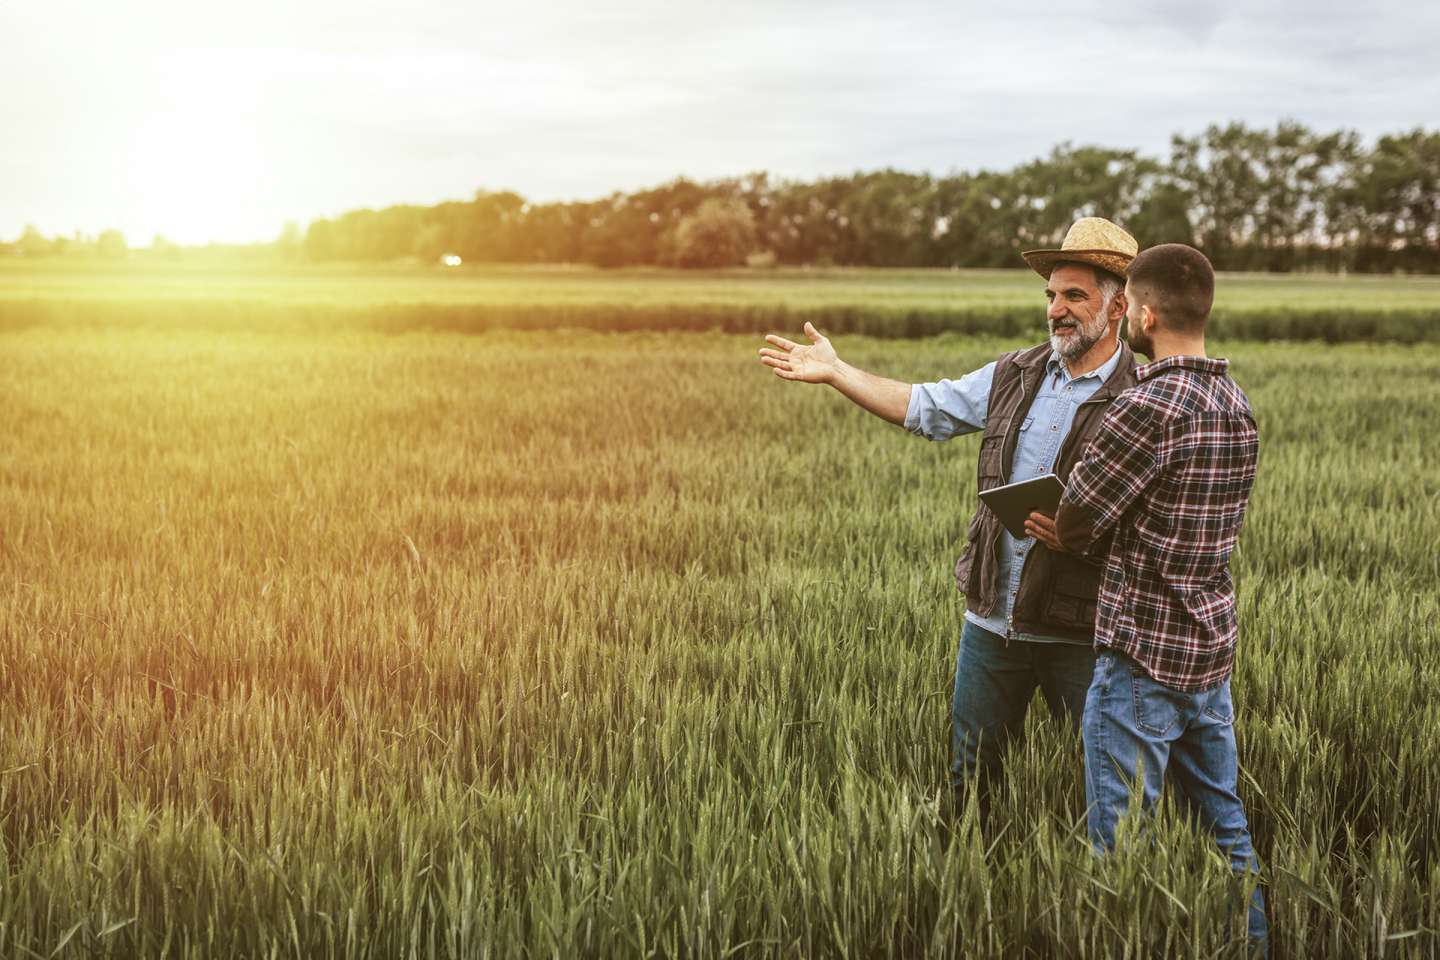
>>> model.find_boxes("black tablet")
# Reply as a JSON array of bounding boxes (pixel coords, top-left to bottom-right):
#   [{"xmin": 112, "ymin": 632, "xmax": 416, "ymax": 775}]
[{"xmin": 977, "ymin": 473, "xmax": 1066, "ymax": 539}]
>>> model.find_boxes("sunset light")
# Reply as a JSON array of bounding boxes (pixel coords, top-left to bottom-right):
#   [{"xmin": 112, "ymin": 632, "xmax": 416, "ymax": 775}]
[
  {"xmin": 120, "ymin": 67, "xmax": 267, "ymax": 244},
  {"xmin": 2, "ymin": 1, "xmax": 1437, "ymax": 956}
]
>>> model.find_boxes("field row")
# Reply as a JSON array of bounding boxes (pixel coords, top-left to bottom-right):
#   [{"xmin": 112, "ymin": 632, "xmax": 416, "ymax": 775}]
[
  {"xmin": 3, "ymin": 262, "xmax": 1440, "ymax": 343},
  {"xmin": 1, "ymin": 326, "xmax": 1436, "ymax": 957}
]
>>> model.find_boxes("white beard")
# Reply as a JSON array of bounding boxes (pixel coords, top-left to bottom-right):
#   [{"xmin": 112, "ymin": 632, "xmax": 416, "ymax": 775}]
[{"xmin": 1050, "ymin": 297, "xmax": 1112, "ymax": 362}]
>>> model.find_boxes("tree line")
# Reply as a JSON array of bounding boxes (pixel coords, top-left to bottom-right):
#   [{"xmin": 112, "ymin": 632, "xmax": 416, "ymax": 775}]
[{"xmin": 7, "ymin": 122, "xmax": 1438, "ymax": 272}]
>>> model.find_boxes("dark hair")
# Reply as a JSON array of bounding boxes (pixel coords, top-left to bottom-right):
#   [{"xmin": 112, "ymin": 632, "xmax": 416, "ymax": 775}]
[{"xmin": 1126, "ymin": 244, "xmax": 1214, "ymax": 332}]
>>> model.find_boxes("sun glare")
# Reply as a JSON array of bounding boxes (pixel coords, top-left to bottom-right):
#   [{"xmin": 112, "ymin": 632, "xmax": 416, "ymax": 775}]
[{"xmin": 121, "ymin": 66, "xmax": 267, "ymax": 244}]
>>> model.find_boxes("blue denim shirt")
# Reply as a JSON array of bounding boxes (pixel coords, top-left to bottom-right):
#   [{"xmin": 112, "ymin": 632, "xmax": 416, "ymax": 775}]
[{"xmin": 904, "ymin": 343, "xmax": 1124, "ymax": 643}]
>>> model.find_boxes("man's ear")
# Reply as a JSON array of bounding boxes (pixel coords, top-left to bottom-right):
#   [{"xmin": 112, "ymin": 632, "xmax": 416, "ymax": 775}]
[{"xmin": 1109, "ymin": 291, "xmax": 1127, "ymax": 323}]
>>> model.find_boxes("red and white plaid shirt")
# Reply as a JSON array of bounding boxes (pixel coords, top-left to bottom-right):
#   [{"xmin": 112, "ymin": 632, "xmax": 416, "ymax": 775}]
[{"xmin": 1055, "ymin": 355, "xmax": 1259, "ymax": 691}]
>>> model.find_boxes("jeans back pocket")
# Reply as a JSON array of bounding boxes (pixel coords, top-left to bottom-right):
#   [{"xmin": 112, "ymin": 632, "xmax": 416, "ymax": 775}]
[
  {"xmin": 1200, "ymin": 681, "xmax": 1234, "ymax": 724},
  {"xmin": 1129, "ymin": 665, "xmax": 1181, "ymax": 737}
]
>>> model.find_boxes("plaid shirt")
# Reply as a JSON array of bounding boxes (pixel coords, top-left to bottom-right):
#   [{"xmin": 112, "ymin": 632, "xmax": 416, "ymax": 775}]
[{"xmin": 1055, "ymin": 356, "xmax": 1259, "ymax": 691}]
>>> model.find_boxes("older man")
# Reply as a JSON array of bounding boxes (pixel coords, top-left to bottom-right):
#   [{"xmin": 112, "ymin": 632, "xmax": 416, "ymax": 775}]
[{"xmin": 758, "ymin": 218, "xmax": 1138, "ymax": 816}]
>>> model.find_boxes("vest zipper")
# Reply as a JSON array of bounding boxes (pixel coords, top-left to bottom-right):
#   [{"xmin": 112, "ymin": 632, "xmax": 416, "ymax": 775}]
[
  {"xmin": 1013, "ymin": 384, "xmax": 1117, "ymax": 636},
  {"xmin": 992, "ymin": 365, "xmax": 1032, "ymax": 638}
]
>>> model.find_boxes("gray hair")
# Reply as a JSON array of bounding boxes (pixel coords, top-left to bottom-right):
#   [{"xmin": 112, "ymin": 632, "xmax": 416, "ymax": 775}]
[
  {"xmin": 1054, "ymin": 259, "xmax": 1124, "ymax": 308},
  {"xmin": 1093, "ymin": 268, "xmax": 1123, "ymax": 307}
]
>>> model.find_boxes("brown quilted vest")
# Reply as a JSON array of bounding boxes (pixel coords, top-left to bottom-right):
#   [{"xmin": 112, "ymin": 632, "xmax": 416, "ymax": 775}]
[{"xmin": 954, "ymin": 341, "xmax": 1137, "ymax": 642}]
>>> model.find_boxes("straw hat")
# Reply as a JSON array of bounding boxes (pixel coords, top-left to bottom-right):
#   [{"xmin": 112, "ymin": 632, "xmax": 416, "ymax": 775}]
[{"xmin": 1021, "ymin": 217, "xmax": 1137, "ymax": 280}]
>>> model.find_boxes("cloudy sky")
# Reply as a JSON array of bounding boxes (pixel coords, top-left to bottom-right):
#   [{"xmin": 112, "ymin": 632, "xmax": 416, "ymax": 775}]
[{"xmin": 3, "ymin": 0, "xmax": 1436, "ymax": 244}]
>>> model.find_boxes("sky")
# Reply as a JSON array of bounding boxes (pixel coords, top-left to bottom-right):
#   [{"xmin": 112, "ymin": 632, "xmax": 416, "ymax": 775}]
[{"xmin": 3, "ymin": 0, "xmax": 1437, "ymax": 245}]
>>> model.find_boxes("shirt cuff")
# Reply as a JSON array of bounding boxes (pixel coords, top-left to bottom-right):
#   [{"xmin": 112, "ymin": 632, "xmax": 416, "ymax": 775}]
[{"xmin": 903, "ymin": 384, "xmax": 924, "ymax": 435}]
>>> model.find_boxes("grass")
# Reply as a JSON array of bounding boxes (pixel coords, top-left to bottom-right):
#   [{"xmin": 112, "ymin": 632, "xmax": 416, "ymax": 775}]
[
  {"xmin": 0, "ymin": 311, "xmax": 1436, "ymax": 957},
  {"xmin": 4, "ymin": 260, "xmax": 1440, "ymax": 341}
]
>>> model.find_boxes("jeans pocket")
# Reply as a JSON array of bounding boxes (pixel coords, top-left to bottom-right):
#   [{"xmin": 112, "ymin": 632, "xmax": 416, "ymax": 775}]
[
  {"xmin": 1201, "ymin": 683, "xmax": 1235, "ymax": 723},
  {"xmin": 1129, "ymin": 666, "xmax": 1180, "ymax": 737}
]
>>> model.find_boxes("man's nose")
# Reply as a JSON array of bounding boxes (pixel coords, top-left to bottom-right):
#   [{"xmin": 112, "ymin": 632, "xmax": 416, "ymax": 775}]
[{"xmin": 1048, "ymin": 300, "xmax": 1069, "ymax": 320}]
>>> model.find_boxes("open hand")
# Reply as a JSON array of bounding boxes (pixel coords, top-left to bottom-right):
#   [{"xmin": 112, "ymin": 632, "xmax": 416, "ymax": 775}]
[{"xmin": 758, "ymin": 322, "xmax": 839, "ymax": 383}]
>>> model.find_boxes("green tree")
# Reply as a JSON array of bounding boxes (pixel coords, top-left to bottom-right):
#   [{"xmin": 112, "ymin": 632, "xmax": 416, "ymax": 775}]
[
  {"xmin": 1012, "ymin": 145, "xmax": 1156, "ymax": 250},
  {"xmin": 1128, "ymin": 179, "xmax": 1195, "ymax": 247},
  {"xmin": 669, "ymin": 198, "xmax": 757, "ymax": 268},
  {"xmin": 1247, "ymin": 122, "xmax": 1357, "ymax": 271},
  {"xmin": 1169, "ymin": 124, "xmax": 1266, "ymax": 269},
  {"xmin": 929, "ymin": 170, "xmax": 1027, "ymax": 268},
  {"xmin": 267, "ymin": 123, "xmax": 1440, "ymax": 272},
  {"xmin": 1353, "ymin": 129, "xmax": 1440, "ymax": 272},
  {"xmin": 831, "ymin": 170, "xmax": 935, "ymax": 266}
]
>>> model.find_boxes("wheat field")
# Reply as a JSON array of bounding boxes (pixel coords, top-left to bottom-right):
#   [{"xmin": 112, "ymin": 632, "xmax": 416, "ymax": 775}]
[
  {"xmin": 5, "ymin": 261, "xmax": 1440, "ymax": 343},
  {"xmin": 0, "ymin": 295, "xmax": 1437, "ymax": 956}
]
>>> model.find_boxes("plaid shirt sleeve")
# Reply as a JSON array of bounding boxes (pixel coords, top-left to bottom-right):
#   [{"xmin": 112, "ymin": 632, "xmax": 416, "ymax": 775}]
[{"xmin": 1055, "ymin": 394, "xmax": 1165, "ymax": 555}]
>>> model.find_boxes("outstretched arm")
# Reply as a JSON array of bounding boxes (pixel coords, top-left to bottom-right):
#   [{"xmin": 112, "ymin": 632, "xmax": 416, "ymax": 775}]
[{"xmin": 758, "ymin": 322, "xmax": 911, "ymax": 426}]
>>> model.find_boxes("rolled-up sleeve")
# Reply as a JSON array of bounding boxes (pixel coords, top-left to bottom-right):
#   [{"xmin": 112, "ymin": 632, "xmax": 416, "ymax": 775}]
[{"xmin": 904, "ymin": 361, "xmax": 996, "ymax": 441}]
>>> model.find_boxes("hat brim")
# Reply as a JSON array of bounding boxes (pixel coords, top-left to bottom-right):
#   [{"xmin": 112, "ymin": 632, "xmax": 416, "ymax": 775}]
[{"xmin": 1021, "ymin": 248, "xmax": 1134, "ymax": 281}]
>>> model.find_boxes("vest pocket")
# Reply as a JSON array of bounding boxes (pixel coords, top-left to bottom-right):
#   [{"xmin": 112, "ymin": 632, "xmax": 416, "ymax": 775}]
[
  {"xmin": 977, "ymin": 434, "xmax": 1005, "ymax": 484},
  {"xmin": 1040, "ymin": 560, "xmax": 1103, "ymax": 630},
  {"xmin": 955, "ymin": 512, "xmax": 984, "ymax": 585}
]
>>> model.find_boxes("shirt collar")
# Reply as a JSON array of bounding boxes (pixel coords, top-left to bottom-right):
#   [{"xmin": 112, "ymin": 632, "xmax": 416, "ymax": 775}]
[
  {"xmin": 1047, "ymin": 341, "xmax": 1124, "ymax": 384},
  {"xmin": 1136, "ymin": 355, "xmax": 1230, "ymax": 382}
]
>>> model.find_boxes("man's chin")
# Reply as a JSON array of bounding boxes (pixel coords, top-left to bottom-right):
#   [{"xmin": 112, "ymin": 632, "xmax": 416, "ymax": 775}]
[{"xmin": 1051, "ymin": 331, "xmax": 1095, "ymax": 363}]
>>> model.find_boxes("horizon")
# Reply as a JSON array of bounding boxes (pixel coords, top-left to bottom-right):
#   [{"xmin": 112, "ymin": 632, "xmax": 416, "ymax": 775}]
[{"xmin": 4, "ymin": 0, "xmax": 1438, "ymax": 245}]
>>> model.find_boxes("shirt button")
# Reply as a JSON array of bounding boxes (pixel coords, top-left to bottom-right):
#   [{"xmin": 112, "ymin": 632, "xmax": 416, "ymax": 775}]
[{"xmin": 1051, "ymin": 424, "xmax": 1058, "ymax": 431}]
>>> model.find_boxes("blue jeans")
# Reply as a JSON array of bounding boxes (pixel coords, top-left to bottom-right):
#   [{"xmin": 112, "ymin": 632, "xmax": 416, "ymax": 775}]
[
  {"xmin": 951, "ymin": 620, "xmax": 1097, "ymax": 789},
  {"xmin": 1083, "ymin": 649, "xmax": 1269, "ymax": 953}
]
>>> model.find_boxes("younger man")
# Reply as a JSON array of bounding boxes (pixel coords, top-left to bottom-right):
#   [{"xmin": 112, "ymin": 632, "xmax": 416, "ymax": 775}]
[{"xmin": 1025, "ymin": 244, "xmax": 1267, "ymax": 949}]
